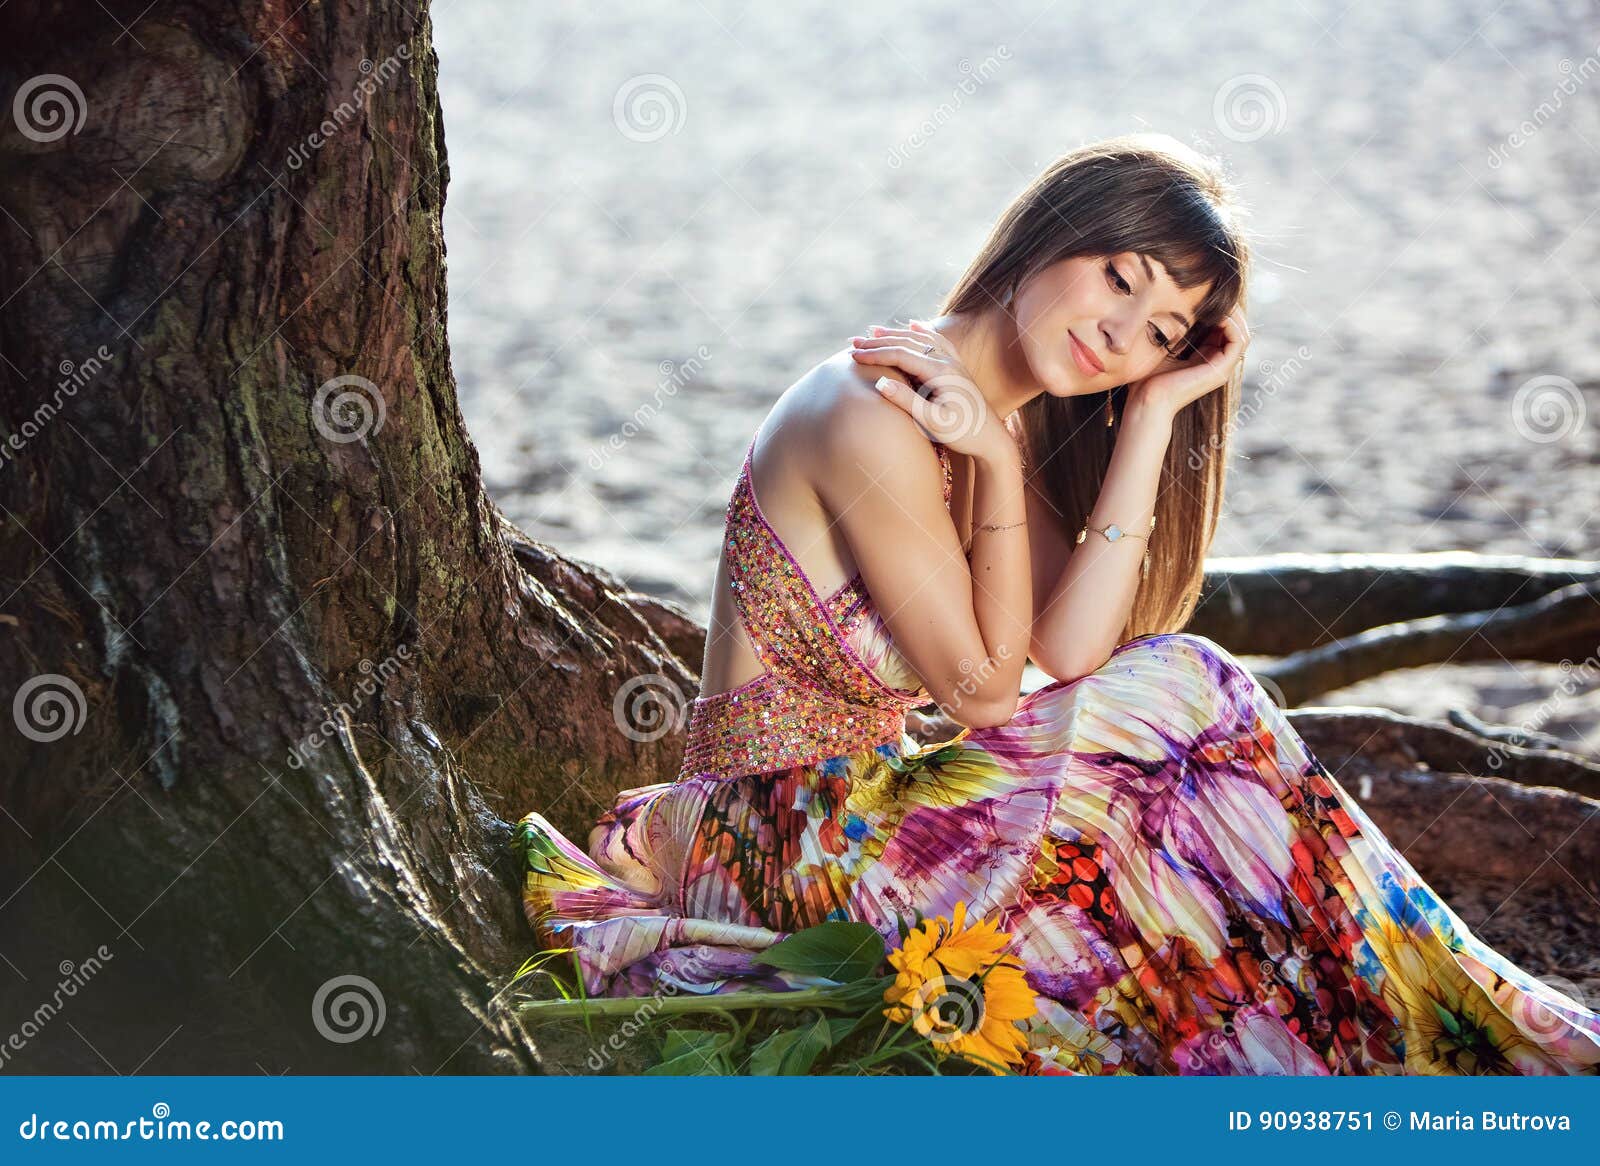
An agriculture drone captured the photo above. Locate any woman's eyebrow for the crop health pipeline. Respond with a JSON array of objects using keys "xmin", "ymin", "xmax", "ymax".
[{"xmin": 1134, "ymin": 252, "xmax": 1193, "ymax": 329}]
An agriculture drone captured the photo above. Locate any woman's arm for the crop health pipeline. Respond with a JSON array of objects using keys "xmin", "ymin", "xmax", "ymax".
[
  {"xmin": 818, "ymin": 389, "xmax": 1031, "ymax": 729},
  {"xmin": 957, "ymin": 432, "xmax": 1032, "ymax": 719},
  {"xmin": 1029, "ymin": 396, "xmax": 1174, "ymax": 681},
  {"xmin": 1032, "ymin": 309, "xmax": 1248, "ymax": 679}
]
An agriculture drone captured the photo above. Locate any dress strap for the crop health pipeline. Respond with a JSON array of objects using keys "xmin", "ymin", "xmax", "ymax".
[{"xmin": 727, "ymin": 435, "xmax": 900, "ymax": 702}]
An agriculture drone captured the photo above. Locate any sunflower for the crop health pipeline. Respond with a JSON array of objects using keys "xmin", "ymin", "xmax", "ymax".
[{"xmin": 883, "ymin": 900, "xmax": 1039, "ymax": 1073}]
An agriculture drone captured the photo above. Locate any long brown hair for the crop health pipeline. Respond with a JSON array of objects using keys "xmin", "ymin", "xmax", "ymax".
[{"xmin": 938, "ymin": 132, "xmax": 1251, "ymax": 642}]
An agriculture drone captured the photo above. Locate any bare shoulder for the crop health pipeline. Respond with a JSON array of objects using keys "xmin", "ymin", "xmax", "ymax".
[{"xmin": 795, "ymin": 349, "xmax": 947, "ymax": 501}]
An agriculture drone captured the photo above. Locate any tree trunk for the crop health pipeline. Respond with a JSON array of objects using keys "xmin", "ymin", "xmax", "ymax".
[{"xmin": 0, "ymin": 1, "xmax": 691, "ymax": 1072}]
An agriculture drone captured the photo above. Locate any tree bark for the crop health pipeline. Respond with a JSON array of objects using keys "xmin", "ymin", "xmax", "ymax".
[
  {"xmin": 0, "ymin": 1, "xmax": 691, "ymax": 1072},
  {"xmin": 1250, "ymin": 577, "xmax": 1600, "ymax": 706},
  {"xmin": 1286, "ymin": 707, "xmax": 1600, "ymax": 802},
  {"xmin": 1192, "ymin": 552, "xmax": 1600, "ymax": 660}
]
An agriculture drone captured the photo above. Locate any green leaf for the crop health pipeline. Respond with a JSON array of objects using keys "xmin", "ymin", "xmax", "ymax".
[
  {"xmin": 826, "ymin": 1010, "xmax": 879, "ymax": 1046},
  {"xmin": 781, "ymin": 1015, "xmax": 834, "ymax": 1075},
  {"xmin": 645, "ymin": 1029, "xmax": 733, "ymax": 1075},
  {"xmin": 753, "ymin": 921, "xmax": 886, "ymax": 983},
  {"xmin": 642, "ymin": 1050, "xmax": 732, "ymax": 1075},
  {"xmin": 657, "ymin": 1028, "xmax": 724, "ymax": 1061},
  {"xmin": 746, "ymin": 1028, "xmax": 807, "ymax": 1075},
  {"xmin": 747, "ymin": 1016, "xmax": 834, "ymax": 1075}
]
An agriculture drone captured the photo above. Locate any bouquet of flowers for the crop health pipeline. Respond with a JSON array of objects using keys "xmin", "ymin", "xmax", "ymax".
[{"xmin": 515, "ymin": 901, "xmax": 1043, "ymax": 1075}]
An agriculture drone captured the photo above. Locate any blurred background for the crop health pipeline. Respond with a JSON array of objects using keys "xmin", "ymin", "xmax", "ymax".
[{"xmin": 433, "ymin": 0, "xmax": 1600, "ymax": 752}]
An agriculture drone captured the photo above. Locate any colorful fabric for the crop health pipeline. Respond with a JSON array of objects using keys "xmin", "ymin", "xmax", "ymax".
[{"xmin": 514, "ymin": 440, "xmax": 1600, "ymax": 1075}]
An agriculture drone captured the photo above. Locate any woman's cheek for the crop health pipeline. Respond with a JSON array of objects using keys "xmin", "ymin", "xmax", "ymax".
[
  {"xmin": 1018, "ymin": 315, "xmax": 1075, "ymax": 396},
  {"xmin": 1049, "ymin": 339, "xmax": 1081, "ymax": 395},
  {"xmin": 1053, "ymin": 347, "xmax": 1077, "ymax": 395}
]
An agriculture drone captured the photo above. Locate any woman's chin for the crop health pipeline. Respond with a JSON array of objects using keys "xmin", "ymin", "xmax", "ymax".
[
  {"xmin": 1019, "ymin": 346, "xmax": 1093, "ymax": 398},
  {"xmin": 1046, "ymin": 365, "xmax": 1095, "ymax": 398}
]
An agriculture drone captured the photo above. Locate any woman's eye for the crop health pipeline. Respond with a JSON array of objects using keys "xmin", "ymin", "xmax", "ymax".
[{"xmin": 1107, "ymin": 260, "xmax": 1178, "ymax": 353}]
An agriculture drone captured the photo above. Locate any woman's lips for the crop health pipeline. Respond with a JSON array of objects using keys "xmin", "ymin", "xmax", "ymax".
[{"xmin": 1069, "ymin": 332, "xmax": 1104, "ymax": 376}]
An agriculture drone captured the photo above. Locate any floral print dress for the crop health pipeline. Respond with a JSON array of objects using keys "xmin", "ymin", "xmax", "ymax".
[{"xmin": 514, "ymin": 432, "xmax": 1600, "ymax": 1075}]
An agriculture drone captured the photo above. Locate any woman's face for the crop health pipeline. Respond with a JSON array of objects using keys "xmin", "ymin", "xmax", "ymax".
[{"xmin": 1011, "ymin": 252, "xmax": 1213, "ymax": 397}]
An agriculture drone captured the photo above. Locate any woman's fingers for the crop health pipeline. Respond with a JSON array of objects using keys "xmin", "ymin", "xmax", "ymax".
[
  {"xmin": 875, "ymin": 375, "xmax": 977, "ymax": 451},
  {"xmin": 849, "ymin": 343, "xmax": 947, "ymax": 372},
  {"xmin": 1211, "ymin": 312, "xmax": 1249, "ymax": 367},
  {"xmin": 866, "ymin": 323, "xmax": 949, "ymax": 347},
  {"xmin": 1170, "ymin": 312, "xmax": 1250, "ymax": 409},
  {"xmin": 871, "ymin": 375, "xmax": 931, "ymax": 429},
  {"xmin": 851, "ymin": 338, "xmax": 944, "ymax": 357},
  {"xmin": 852, "ymin": 331, "xmax": 953, "ymax": 359},
  {"xmin": 1217, "ymin": 309, "xmax": 1249, "ymax": 353},
  {"xmin": 872, "ymin": 321, "xmax": 958, "ymax": 357},
  {"xmin": 854, "ymin": 333, "xmax": 922, "ymax": 348}
]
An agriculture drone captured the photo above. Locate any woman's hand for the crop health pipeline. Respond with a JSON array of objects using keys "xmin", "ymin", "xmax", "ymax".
[
  {"xmin": 1124, "ymin": 305, "xmax": 1250, "ymax": 421},
  {"xmin": 849, "ymin": 322, "xmax": 1012, "ymax": 461}
]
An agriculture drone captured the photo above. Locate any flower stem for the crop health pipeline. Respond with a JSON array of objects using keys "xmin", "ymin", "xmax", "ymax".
[{"xmin": 516, "ymin": 985, "xmax": 863, "ymax": 1022}]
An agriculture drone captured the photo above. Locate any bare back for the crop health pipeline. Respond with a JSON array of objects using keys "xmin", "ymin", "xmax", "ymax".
[{"xmin": 698, "ymin": 350, "xmax": 965, "ymax": 697}]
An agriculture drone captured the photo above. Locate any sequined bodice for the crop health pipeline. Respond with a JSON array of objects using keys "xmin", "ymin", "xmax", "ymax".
[{"xmin": 676, "ymin": 433, "xmax": 955, "ymax": 782}]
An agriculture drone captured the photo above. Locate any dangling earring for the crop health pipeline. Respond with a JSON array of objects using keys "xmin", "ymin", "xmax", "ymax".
[
  {"xmin": 1104, "ymin": 389, "xmax": 1115, "ymax": 428},
  {"xmin": 1001, "ymin": 281, "xmax": 1016, "ymax": 311}
]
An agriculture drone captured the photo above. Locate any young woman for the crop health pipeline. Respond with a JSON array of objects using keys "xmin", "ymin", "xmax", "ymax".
[{"xmin": 515, "ymin": 134, "xmax": 1600, "ymax": 1075}]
